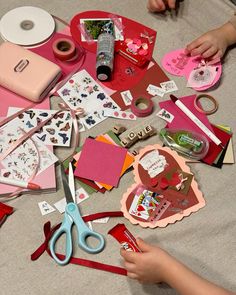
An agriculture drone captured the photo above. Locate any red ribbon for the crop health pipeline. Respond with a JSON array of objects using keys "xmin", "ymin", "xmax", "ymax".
[{"xmin": 31, "ymin": 211, "xmax": 127, "ymax": 276}]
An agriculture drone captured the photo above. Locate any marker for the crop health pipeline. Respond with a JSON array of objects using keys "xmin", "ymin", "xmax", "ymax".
[
  {"xmin": 0, "ymin": 177, "xmax": 41, "ymax": 190},
  {"xmin": 170, "ymin": 95, "xmax": 224, "ymax": 149}
]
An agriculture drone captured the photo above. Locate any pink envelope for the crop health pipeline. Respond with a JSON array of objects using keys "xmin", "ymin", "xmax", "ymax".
[{"xmin": 74, "ymin": 138, "xmax": 127, "ymax": 187}]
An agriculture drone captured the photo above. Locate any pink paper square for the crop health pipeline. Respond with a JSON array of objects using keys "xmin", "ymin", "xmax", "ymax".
[{"xmin": 74, "ymin": 138, "xmax": 127, "ymax": 187}]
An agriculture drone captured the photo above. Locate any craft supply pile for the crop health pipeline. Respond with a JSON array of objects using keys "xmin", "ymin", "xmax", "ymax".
[{"xmin": 0, "ymin": 6, "xmax": 234, "ymax": 275}]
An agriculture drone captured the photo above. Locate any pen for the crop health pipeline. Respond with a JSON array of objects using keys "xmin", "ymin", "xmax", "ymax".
[
  {"xmin": 0, "ymin": 177, "xmax": 41, "ymax": 190},
  {"xmin": 170, "ymin": 95, "xmax": 224, "ymax": 149}
]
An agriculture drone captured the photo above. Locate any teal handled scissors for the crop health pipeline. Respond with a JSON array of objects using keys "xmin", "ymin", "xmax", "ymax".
[{"xmin": 50, "ymin": 163, "xmax": 105, "ymax": 265}]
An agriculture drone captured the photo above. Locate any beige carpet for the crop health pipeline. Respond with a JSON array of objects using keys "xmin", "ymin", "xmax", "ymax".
[{"xmin": 0, "ymin": 0, "xmax": 236, "ymax": 294}]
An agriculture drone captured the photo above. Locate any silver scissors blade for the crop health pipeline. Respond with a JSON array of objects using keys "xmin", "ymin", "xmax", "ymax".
[
  {"xmin": 60, "ymin": 164, "xmax": 74, "ymax": 204},
  {"xmin": 68, "ymin": 162, "xmax": 76, "ymax": 202}
]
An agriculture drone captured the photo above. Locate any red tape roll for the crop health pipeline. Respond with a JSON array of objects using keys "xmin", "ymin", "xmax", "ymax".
[
  {"xmin": 52, "ymin": 38, "xmax": 76, "ymax": 61},
  {"xmin": 131, "ymin": 97, "xmax": 153, "ymax": 117}
]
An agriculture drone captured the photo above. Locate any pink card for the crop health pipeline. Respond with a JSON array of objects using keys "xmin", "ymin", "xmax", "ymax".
[
  {"xmin": 161, "ymin": 48, "xmax": 222, "ymax": 91},
  {"xmin": 74, "ymin": 138, "xmax": 127, "ymax": 187}
]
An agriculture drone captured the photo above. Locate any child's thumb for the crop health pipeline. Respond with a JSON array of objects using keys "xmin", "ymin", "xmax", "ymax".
[{"xmin": 136, "ymin": 238, "xmax": 152, "ymax": 252}]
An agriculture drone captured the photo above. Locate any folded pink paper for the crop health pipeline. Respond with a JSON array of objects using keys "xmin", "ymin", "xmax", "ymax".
[{"xmin": 74, "ymin": 138, "xmax": 127, "ymax": 187}]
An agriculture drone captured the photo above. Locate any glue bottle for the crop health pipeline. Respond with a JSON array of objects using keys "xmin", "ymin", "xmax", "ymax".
[{"xmin": 96, "ymin": 33, "xmax": 115, "ymax": 81}]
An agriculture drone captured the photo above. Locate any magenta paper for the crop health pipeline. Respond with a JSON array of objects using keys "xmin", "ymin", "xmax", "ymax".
[{"xmin": 74, "ymin": 138, "xmax": 127, "ymax": 187}]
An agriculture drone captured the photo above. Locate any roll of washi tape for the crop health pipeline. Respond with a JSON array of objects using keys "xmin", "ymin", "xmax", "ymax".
[
  {"xmin": 52, "ymin": 38, "xmax": 76, "ymax": 61},
  {"xmin": 131, "ymin": 97, "xmax": 153, "ymax": 117},
  {"xmin": 194, "ymin": 94, "xmax": 218, "ymax": 115}
]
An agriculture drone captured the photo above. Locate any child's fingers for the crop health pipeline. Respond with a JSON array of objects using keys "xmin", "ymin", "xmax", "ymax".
[
  {"xmin": 168, "ymin": 0, "xmax": 176, "ymax": 9},
  {"xmin": 120, "ymin": 248, "xmax": 138, "ymax": 262},
  {"xmin": 212, "ymin": 50, "xmax": 223, "ymax": 60},
  {"xmin": 136, "ymin": 238, "xmax": 153, "ymax": 252},
  {"xmin": 127, "ymin": 272, "xmax": 139, "ymax": 280},
  {"xmin": 156, "ymin": 0, "xmax": 166, "ymax": 11},
  {"xmin": 148, "ymin": 0, "xmax": 165, "ymax": 12},
  {"xmin": 201, "ymin": 46, "xmax": 218, "ymax": 58},
  {"xmin": 185, "ymin": 38, "xmax": 204, "ymax": 54},
  {"xmin": 124, "ymin": 261, "xmax": 136, "ymax": 272},
  {"xmin": 190, "ymin": 42, "xmax": 212, "ymax": 56}
]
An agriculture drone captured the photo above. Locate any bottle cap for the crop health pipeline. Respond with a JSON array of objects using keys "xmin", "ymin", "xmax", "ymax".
[{"xmin": 97, "ymin": 65, "xmax": 111, "ymax": 81}]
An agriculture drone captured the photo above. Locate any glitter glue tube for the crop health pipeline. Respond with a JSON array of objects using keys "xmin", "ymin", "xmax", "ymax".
[
  {"xmin": 96, "ymin": 33, "xmax": 115, "ymax": 81},
  {"xmin": 108, "ymin": 223, "xmax": 141, "ymax": 252}
]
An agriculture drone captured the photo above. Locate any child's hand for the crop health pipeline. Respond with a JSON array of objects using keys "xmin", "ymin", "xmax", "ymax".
[
  {"xmin": 185, "ymin": 28, "xmax": 228, "ymax": 59},
  {"xmin": 147, "ymin": 0, "xmax": 176, "ymax": 12},
  {"xmin": 120, "ymin": 238, "xmax": 171, "ymax": 284}
]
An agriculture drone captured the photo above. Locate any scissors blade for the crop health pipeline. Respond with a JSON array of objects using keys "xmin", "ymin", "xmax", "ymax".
[
  {"xmin": 68, "ymin": 162, "xmax": 76, "ymax": 202},
  {"xmin": 60, "ymin": 164, "xmax": 74, "ymax": 204}
]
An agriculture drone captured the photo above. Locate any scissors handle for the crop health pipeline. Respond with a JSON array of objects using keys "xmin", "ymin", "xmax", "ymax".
[
  {"xmin": 49, "ymin": 213, "xmax": 73, "ymax": 266},
  {"xmin": 66, "ymin": 203, "xmax": 105, "ymax": 254}
]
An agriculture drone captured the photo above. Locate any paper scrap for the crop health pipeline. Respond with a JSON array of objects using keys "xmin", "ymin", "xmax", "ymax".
[
  {"xmin": 120, "ymin": 90, "xmax": 133, "ymax": 106},
  {"xmin": 93, "ymin": 217, "xmax": 110, "ymax": 223},
  {"xmin": 54, "ymin": 188, "xmax": 90, "ymax": 214},
  {"xmin": 38, "ymin": 201, "xmax": 55, "ymax": 216},
  {"xmin": 146, "ymin": 84, "xmax": 165, "ymax": 97},
  {"xmin": 160, "ymin": 80, "xmax": 178, "ymax": 93},
  {"xmin": 76, "ymin": 187, "xmax": 90, "ymax": 204},
  {"xmin": 156, "ymin": 108, "xmax": 174, "ymax": 123}
]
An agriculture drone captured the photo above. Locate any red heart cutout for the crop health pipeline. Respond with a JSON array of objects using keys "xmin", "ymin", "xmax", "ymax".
[
  {"xmin": 137, "ymin": 205, "xmax": 145, "ymax": 212},
  {"xmin": 150, "ymin": 177, "xmax": 158, "ymax": 187},
  {"xmin": 169, "ymin": 172, "xmax": 181, "ymax": 186},
  {"xmin": 160, "ymin": 177, "xmax": 169, "ymax": 190}
]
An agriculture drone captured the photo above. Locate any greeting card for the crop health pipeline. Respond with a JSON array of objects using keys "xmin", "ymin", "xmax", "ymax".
[
  {"xmin": 121, "ymin": 145, "xmax": 205, "ymax": 228},
  {"xmin": 161, "ymin": 48, "xmax": 222, "ymax": 91}
]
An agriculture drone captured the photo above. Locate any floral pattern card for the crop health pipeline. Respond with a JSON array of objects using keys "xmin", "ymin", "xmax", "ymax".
[
  {"xmin": 1, "ymin": 135, "xmax": 58, "ymax": 181},
  {"xmin": 57, "ymin": 69, "xmax": 120, "ymax": 129},
  {"xmin": 7, "ymin": 108, "xmax": 73, "ymax": 147}
]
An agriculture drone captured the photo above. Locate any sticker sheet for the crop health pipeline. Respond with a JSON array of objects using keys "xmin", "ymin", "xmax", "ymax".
[
  {"xmin": 0, "ymin": 121, "xmax": 22, "ymax": 156},
  {"xmin": 57, "ymin": 69, "xmax": 120, "ymax": 129},
  {"xmin": 1, "ymin": 135, "xmax": 58, "ymax": 181},
  {"xmin": 7, "ymin": 108, "xmax": 73, "ymax": 147}
]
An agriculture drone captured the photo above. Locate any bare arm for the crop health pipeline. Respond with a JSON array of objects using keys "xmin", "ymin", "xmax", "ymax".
[
  {"xmin": 185, "ymin": 22, "xmax": 236, "ymax": 59},
  {"xmin": 120, "ymin": 238, "xmax": 235, "ymax": 295}
]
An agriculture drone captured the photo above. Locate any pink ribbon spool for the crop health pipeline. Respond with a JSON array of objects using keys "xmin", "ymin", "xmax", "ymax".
[
  {"xmin": 52, "ymin": 38, "xmax": 76, "ymax": 61},
  {"xmin": 131, "ymin": 97, "xmax": 153, "ymax": 117}
]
